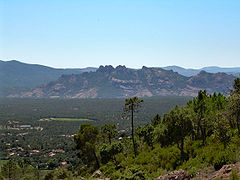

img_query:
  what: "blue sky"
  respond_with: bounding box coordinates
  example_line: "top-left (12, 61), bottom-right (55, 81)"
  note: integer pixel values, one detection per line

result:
top-left (0, 0), bottom-right (240, 68)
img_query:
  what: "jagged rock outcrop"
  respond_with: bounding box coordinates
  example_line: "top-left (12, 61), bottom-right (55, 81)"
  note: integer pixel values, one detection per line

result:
top-left (12, 65), bottom-right (236, 98)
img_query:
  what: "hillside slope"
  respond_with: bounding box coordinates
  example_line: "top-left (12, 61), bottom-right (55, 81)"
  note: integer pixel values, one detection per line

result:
top-left (0, 60), bottom-right (96, 96)
top-left (13, 65), bottom-right (235, 98)
top-left (163, 65), bottom-right (240, 77)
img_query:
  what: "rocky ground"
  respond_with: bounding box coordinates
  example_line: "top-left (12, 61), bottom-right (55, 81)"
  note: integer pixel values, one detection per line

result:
top-left (156, 162), bottom-right (240, 180)
top-left (88, 162), bottom-right (240, 179)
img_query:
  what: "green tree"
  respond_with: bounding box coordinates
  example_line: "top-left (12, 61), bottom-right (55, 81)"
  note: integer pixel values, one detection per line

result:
top-left (18, 159), bottom-right (31, 176)
top-left (74, 124), bottom-right (100, 169)
top-left (187, 91), bottom-right (227, 144)
top-left (123, 96), bottom-right (143, 157)
top-left (136, 124), bottom-right (154, 149)
top-left (213, 112), bottom-right (231, 148)
top-left (233, 78), bottom-right (240, 93)
top-left (54, 168), bottom-right (72, 180)
top-left (101, 124), bottom-right (118, 145)
top-left (100, 141), bottom-right (123, 164)
top-left (44, 168), bottom-right (72, 180)
top-left (153, 122), bottom-right (168, 146)
top-left (163, 106), bottom-right (193, 158)
top-left (229, 78), bottom-right (240, 135)
top-left (188, 90), bottom-right (223, 145)
top-left (151, 114), bottom-right (161, 127)
top-left (192, 90), bottom-right (208, 144)
top-left (1, 161), bottom-right (19, 180)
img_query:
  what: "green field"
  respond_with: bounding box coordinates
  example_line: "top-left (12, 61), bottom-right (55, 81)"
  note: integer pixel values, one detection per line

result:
top-left (39, 118), bottom-right (93, 122)
top-left (54, 118), bottom-right (93, 121)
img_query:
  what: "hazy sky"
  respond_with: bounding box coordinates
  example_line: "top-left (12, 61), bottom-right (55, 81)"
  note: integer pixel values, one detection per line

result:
top-left (0, 0), bottom-right (240, 68)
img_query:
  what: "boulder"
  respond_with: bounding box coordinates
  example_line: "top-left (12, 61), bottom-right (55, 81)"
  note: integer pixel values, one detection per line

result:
top-left (156, 169), bottom-right (191, 180)
top-left (91, 170), bottom-right (103, 178)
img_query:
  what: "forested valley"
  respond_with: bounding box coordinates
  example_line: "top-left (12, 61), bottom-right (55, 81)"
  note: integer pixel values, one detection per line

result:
top-left (0, 78), bottom-right (240, 179)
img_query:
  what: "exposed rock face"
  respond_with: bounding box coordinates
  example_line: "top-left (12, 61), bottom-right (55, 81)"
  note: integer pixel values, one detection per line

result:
top-left (214, 164), bottom-right (236, 179)
top-left (187, 71), bottom-right (235, 94)
top-left (206, 163), bottom-right (240, 180)
top-left (193, 162), bottom-right (240, 179)
top-left (156, 169), bottom-right (191, 180)
top-left (13, 66), bottom-right (236, 98)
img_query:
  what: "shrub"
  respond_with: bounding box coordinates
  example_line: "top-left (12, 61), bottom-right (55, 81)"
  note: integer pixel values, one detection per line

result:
top-left (44, 168), bottom-right (72, 180)
top-left (100, 142), bottom-right (123, 164)
top-left (230, 169), bottom-right (239, 180)
top-left (121, 165), bottom-right (146, 180)
top-left (213, 151), bottom-right (230, 170)
top-left (180, 158), bottom-right (208, 176)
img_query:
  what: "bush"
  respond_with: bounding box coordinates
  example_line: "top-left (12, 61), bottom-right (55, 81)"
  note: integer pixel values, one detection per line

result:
top-left (100, 142), bottom-right (123, 164)
top-left (120, 165), bottom-right (146, 180)
top-left (230, 169), bottom-right (239, 180)
top-left (0, 160), bottom-right (20, 180)
top-left (20, 175), bottom-right (34, 180)
top-left (151, 146), bottom-right (181, 170)
top-left (44, 168), bottom-right (72, 180)
top-left (99, 162), bottom-right (117, 177)
top-left (213, 151), bottom-right (230, 170)
top-left (180, 158), bottom-right (208, 176)
top-left (44, 171), bottom-right (54, 180)
top-left (191, 142), bottom-right (231, 170)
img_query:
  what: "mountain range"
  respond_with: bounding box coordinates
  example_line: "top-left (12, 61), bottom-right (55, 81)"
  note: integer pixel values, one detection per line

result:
top-left (162, 65), bottom-right (240, 77)
top-left (10, 65), bottom-right (235, 98)
top-left (1, 60), bottom-right (239, 98)
top-left (0, 60), bottom-right (96, 96)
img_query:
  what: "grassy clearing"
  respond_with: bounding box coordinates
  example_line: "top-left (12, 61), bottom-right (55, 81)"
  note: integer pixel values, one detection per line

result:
top-left (54, 118), bottom-right (93, 121)
top-left (39, 118), bottom-right (93, 122)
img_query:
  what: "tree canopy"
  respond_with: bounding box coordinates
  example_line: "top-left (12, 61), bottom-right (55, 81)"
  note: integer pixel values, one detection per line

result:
top-left (74, 124), bottom-right (100, 169)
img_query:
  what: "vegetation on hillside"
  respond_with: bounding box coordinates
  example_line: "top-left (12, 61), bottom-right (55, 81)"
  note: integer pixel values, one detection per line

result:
top-left (14, 65), bottom-right (236, 98)
top-left (0, 78), bottom-right (240, 179)
top-left (0, 60), bottom-right (96, 97)
top-left (0, 96), bottom-right (189, 175)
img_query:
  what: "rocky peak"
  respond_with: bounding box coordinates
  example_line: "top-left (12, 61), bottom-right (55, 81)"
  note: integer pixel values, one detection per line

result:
top-left (198, 70), bottom-right (208, 75)
top-left (116, 65), bottom-right (127, 71)
top-left (141, 66), bottom-right (157, 74)
top-left (97, 65), bottom-right (114, 73)
top-left (14, 65), bottom-right (236, 98)
top-left (142, 66), bottom-right (148, 70)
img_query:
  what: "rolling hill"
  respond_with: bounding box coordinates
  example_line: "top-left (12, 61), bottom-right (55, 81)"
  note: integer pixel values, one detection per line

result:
top-left (0, 60), bottom-right (96, 96)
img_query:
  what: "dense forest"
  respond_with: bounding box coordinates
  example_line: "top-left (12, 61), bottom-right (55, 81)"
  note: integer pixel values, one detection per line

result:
top-left (0, 96), bottom-right (189, 179)
top-left (0, 78), bottom-right (240, 179)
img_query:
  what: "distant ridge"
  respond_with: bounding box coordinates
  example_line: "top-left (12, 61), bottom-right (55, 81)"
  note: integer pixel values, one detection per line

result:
top-left (0, 60), bottom-right (97, 96)
top-left (162, 66), bottom-right (199, 77)
top-left (1, 60), bottom-right (238, 98)
top-left (162, 65), bottom-right (240, 77)
top-left (12, 65), bottom-right (235, 98)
